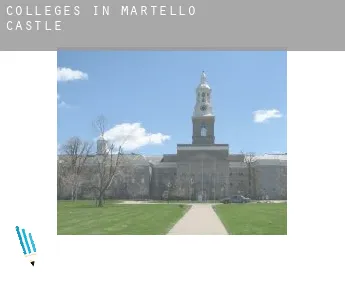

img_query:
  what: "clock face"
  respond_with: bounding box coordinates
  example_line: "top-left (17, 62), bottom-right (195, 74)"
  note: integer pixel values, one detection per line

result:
top-left (200, 105), bottom-right (207, 112)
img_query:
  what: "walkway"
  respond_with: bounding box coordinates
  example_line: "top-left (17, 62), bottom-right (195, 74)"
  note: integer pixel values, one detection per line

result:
top-left (168, 204), bottom-right (228, 235)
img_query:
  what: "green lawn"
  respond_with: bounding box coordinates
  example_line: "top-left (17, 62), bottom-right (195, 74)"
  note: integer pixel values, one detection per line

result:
top-left (214, 203), bottom-right (287, 235)
top-left (57, 201), bottom-right (190, 235)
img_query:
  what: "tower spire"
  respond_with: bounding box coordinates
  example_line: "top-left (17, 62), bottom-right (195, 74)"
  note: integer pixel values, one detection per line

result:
top-left (200, 71), bottom-right (207, 84)
top-left (97, 135), bottom-right (107, 155)
top-left (192, 71), bottom-right (215, 145)
top-left (193, 71), bottom-right (213, 117)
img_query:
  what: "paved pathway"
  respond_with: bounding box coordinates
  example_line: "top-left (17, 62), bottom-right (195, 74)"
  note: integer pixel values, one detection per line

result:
top-left (168, 204), bottom-right (228, 235)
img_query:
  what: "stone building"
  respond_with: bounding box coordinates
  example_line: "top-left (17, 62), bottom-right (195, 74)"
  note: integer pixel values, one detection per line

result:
top-left (57, 72), bottom-right (287, 201)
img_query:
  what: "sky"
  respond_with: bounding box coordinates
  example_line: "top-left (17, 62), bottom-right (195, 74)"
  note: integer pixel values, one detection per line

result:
top-left (57, 51), bottom-right (287, 155)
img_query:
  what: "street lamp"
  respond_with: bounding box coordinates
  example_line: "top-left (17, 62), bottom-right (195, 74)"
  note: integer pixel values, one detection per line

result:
top-left (141, 176), bottom-right (145, 200)
top-left (212, 173), bottom-right (217, 203)
top-left (167, 181), bottom-right (171, 203)
top-left (221, 181), bottom-right (226, 198)
top-left (177, 179), bottom-right (183, 200)
top-left (189, 177), bottom-right (194, 202)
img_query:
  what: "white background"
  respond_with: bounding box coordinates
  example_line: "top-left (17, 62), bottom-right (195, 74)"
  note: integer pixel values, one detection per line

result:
top-left (0, 51), bottom-right (344, 281)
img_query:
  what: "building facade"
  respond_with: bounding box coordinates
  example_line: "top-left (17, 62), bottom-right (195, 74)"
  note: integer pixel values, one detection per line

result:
top-left (57, 72), bottom-right (287, 201)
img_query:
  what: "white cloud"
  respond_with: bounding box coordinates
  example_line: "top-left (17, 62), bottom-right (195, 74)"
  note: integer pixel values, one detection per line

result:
top-left (57, 93), bottom-right (74, 109)
top-left (103, 123), bottom-right (171, 151)
top-left (57, 67), bottom-right (88, 82)
top-left (58, 100), bottom-right (71, 109)
top-left (253, 109), bottom-right (282, 123)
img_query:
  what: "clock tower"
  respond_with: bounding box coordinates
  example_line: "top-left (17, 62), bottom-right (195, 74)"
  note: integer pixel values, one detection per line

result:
top-left (192, 71), bottom-right (215, 145)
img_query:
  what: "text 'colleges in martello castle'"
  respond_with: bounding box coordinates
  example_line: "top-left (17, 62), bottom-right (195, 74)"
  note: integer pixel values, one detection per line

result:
top-left (5, 5), bottom-right (197, 31)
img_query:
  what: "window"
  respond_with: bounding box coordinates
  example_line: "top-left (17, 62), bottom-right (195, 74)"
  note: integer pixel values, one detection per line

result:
top-left (201, 125), bottom-right (207, 136)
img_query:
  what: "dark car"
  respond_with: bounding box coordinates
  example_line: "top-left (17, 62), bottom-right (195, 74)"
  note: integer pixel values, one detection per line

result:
top-left (220, 195), bottom-right (251, 204)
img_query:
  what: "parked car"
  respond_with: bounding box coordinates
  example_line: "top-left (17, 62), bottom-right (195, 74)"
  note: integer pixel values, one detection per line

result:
top-left (220, 195), bottom-right (251, 204)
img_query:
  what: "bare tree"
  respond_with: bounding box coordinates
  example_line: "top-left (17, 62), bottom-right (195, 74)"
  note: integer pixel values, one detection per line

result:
top-left (90, 115), bottom-right (138, 207)
top-left (280, 166), bottom-right (287, 200)
top-left (91, 143), bottom-right (122, 207)
top-left (59, 137), bottom-right (92, 201)
top-left (242, 151), bottom-right (257, 199)
top-left (57, 157), bottom-right (65, 199)
top-left (170, 174), bottom-right (184, 201)
top-left (93, 115), bottom-right (107, 137)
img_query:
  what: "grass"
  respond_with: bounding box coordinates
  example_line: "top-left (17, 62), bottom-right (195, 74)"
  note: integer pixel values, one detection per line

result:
top-left (57, 200), bottom-right (190, 235)
top-left (214, 203), bottom-right (287, 235)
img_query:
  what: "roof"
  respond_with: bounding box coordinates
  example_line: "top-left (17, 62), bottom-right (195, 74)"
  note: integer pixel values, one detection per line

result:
top-left (57, 153), bottom-right (287, 166)
top-left (243, 153), bottom-right (287, 161)
top-left (144, 155), bottom-right (163, 164)
top-left (228, 154), bottom-right (245, 162)
top-left (252, 154), bottom-right (287, 166)
top-left (58, 153), bottom-right (149, 166)
top-left (256, 153), bottom-right (287, 160)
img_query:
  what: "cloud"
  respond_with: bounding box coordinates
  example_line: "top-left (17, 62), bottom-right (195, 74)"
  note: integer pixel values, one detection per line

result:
top-left (57, 67), bottom-right (88, 82)
top-left (58, 100), bottom-right (71, 109)
top-left (103, 123), bottom-right (171, 151)
top-left (57, 92), bottom-right (71, 108)
top-left (253, 109), bottom-right (282, 123)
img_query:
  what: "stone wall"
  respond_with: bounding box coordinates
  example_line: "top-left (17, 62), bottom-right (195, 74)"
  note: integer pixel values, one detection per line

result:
top-left (150, 164), bottom-right (177, 199)
top-left (254, 164), bottom-right (287, 200)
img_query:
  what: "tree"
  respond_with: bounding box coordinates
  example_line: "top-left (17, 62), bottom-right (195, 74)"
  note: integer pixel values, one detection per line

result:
top-left (242, 151), bottom-right (257, 199)
top-left (166, 174), bottom-right (180, 200)
top-left (166, 181), bottom-right (172, 203)
top-left (90, 115), bottom-right (137, 207)
top-left (280, 166), bottom-right (287, 200)
top-left (162, 190), bottom-right (169, 201)
top-left (93, 114), bottom-right (107, 137)
top-left (59, 137), bottom-right (92, 201)
top-left (57, 157), bottom-right (65, 199)
top-left (91, 143), bottom-right (124, 207)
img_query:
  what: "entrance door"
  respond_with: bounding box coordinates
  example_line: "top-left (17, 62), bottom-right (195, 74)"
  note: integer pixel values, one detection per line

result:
top-left (197, 193), bottom-right (203, 202)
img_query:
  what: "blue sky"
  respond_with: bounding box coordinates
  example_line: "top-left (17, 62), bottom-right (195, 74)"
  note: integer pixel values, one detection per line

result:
top-left (57, 51), bottom-right (286, 155)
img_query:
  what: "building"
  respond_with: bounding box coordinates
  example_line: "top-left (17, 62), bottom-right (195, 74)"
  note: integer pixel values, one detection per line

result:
top-left (57, 72), bottom-right (287, 201)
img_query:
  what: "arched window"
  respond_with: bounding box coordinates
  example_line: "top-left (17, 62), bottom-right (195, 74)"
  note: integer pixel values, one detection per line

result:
top-left (201, 124), bottom-right (207, 136)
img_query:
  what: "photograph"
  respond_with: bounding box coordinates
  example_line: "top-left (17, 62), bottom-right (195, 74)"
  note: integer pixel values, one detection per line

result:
top-left (57, 50), bottom-right (287, 235)
top-left (3, 1), bottom-right (345, 280)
